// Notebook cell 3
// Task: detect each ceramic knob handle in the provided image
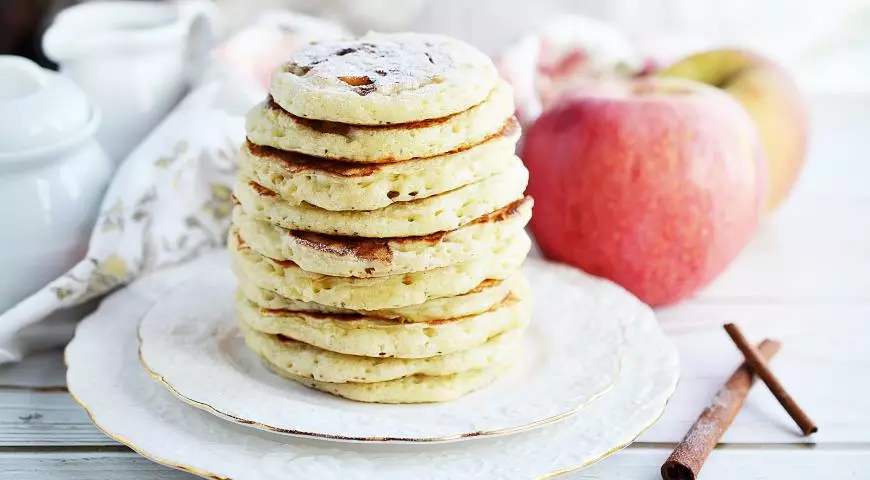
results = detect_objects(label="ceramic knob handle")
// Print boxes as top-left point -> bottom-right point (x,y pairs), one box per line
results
0,56 -> 48,101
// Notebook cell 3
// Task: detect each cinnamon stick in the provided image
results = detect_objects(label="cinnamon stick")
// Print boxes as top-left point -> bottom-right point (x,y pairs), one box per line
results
724,323 -> 818,436
661,339 -> 781,480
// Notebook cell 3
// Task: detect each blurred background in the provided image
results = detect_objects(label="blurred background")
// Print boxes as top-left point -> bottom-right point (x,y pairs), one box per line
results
3,0 -> 869,93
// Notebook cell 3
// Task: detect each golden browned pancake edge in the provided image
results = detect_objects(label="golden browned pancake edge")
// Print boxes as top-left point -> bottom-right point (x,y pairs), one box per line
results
244,116 -> 520,176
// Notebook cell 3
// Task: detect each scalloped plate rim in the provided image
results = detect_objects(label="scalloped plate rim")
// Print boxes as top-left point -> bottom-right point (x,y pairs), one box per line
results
65,252 -> 680,480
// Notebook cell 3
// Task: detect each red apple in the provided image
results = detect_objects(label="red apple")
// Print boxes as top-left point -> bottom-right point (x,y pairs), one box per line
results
522,78 -> 766,307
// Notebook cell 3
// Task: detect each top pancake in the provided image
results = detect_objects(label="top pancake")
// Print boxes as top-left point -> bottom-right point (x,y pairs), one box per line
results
246,80 -> 514,163
270,32 -> 498,125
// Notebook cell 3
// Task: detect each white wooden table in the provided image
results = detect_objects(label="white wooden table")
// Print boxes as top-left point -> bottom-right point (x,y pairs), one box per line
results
0,94 -> 867,479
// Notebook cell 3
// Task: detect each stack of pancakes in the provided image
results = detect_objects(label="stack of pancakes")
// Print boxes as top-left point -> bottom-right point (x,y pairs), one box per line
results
230,32 -> 533,404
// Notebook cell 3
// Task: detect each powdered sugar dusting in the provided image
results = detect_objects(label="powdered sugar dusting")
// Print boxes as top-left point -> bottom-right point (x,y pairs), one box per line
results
674,387 -> 743,467
711,387 -> 736,409
282,32 -> 492,96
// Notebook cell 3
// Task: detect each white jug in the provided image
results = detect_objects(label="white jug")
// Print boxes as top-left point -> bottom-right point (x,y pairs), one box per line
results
42,0 -> 219,163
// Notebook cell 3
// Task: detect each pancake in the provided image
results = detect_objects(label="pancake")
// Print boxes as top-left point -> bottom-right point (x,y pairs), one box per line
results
232,161 -> 528,238
237,117 -> 520,211
231,196 -> 532,277
236,290 -> 530,358
229,229 -> 531,310
239,319 -> 524,383
269,32 -> 499,125
238,274 -> 528,323
245,80 -> 514,163
264,359 -> 512,404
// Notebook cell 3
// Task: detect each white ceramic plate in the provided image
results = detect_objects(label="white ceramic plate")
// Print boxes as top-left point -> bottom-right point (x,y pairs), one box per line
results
66,252 -> 679,479
137,256 -> 622,442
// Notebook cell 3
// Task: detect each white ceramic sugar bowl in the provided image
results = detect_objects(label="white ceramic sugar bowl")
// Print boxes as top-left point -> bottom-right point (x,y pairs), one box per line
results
0,56 -> 113,314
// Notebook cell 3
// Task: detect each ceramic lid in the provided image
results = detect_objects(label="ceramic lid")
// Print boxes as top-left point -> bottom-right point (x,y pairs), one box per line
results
0,56 -> 96,155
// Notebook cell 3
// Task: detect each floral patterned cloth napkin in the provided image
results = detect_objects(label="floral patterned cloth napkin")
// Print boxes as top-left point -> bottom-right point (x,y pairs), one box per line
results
0,13 -> 348,363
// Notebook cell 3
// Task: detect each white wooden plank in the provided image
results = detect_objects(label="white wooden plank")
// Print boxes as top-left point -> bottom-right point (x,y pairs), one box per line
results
570,447 -> 870,479
0,447 -> 867,480
0,391 -> 116,446
642,305 -> 870,444
0,350 -> 66,389
0,451 -> 194,479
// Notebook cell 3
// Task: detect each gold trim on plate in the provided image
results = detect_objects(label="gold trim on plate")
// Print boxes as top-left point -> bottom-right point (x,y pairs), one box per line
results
136,325 -> 619,443
534,388 -> 676,480
68,355 -> 676,480
65,351 -> 230,480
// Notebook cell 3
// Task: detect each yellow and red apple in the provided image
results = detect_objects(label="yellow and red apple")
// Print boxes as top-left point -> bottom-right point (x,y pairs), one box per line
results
657,49 -> 807,213
521,78 -> 766,307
